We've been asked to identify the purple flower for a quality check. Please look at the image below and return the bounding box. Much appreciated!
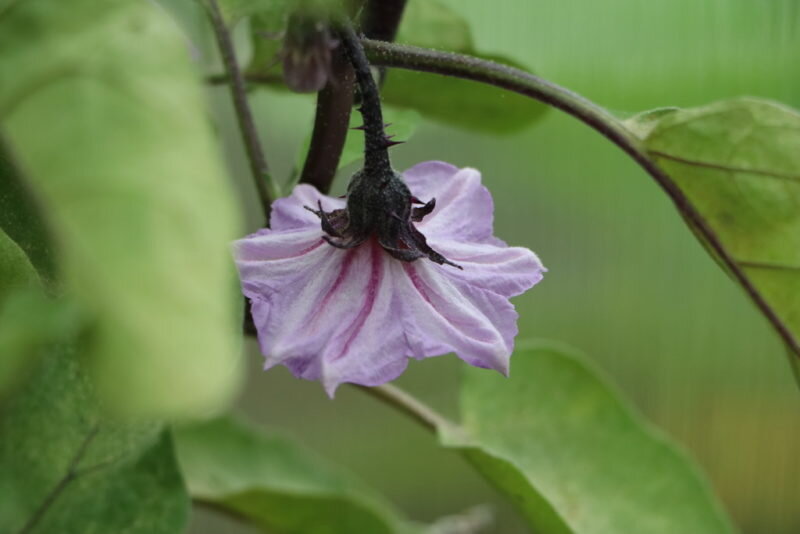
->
[234,161,545,395]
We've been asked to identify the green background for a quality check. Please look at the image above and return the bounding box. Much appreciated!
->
[192,1,800,532]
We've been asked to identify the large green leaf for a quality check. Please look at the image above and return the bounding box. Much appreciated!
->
[439,342,735,534]
[0,347,188,534]
[174,415,420,534]
[0,0,242,417]
[625,98,800,372]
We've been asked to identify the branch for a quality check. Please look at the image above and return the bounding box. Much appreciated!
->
[206,0,273,218]
[360,38,800,364]
[353,383,452,433]
[358,0,407,84]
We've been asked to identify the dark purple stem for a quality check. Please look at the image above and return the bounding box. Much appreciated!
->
[298,48,355,194]
[338,24,392,176]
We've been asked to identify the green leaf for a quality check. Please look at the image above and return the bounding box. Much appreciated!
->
[439,342,735,534]
[0,347,189,534]
[380,53,547,135]
[0,290,83,400]
[295,106,421,173]
[625,98,800,373]
[175,415,419,534]
[395,0,473,51]
[389,0,545,133]
[0,0,243,417]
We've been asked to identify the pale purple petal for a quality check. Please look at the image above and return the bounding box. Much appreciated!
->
[236,232,411,395]
[402,162,496,243]
[269,183,345,231]
[397,261,517,374]
[313,243,409,395]
[425,239,545,298]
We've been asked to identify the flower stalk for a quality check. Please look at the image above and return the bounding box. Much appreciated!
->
[205,0,274,218]
[337,23,395,176]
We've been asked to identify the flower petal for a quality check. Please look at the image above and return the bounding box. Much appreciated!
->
[315,243,410,395]
[236,231,409,395]
[426,238,546,298]
[269,184,345,231]
[397,261,518,375]
[402,161,496,243]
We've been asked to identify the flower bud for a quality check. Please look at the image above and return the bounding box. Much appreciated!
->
[280,11,338,93]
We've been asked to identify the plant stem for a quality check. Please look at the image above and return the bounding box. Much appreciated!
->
[206,0,273,218]
[361,38,800,364]
[358,0,407,84]
[298,48,354,194]
[297,0,408,194]
[338,24,392,176]
[359,0,407,42]
[353,383,452,434]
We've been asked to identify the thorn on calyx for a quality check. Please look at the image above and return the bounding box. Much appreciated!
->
[383,138,404,148]
[350,125,366,131]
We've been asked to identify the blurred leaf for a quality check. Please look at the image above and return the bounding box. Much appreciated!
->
[0,138,56,283]
[0,227,47,398]
[0,0,243,418]
[295,106,421,173]
[380,53,547,134]
[625,98,800,374]
[0,347,188,534]
[221,0,349,29]
[439,342,735,534]
[395,0,473,51]
[221,0,292,28]
[175,415,421,534]
[0,290,82,400]
[0,227,40,302]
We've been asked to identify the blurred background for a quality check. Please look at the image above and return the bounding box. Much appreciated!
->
[190,1,800,532]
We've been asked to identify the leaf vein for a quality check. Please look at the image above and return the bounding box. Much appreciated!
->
[649,150,800,183]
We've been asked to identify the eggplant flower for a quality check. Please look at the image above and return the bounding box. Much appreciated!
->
[234,162,545,395]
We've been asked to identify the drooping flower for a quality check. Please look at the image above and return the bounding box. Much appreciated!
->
[234,161,545,395]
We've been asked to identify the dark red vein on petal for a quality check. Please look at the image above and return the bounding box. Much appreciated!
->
[316,249,356,315]
[404,264,432,305]
[332,242,383,361]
